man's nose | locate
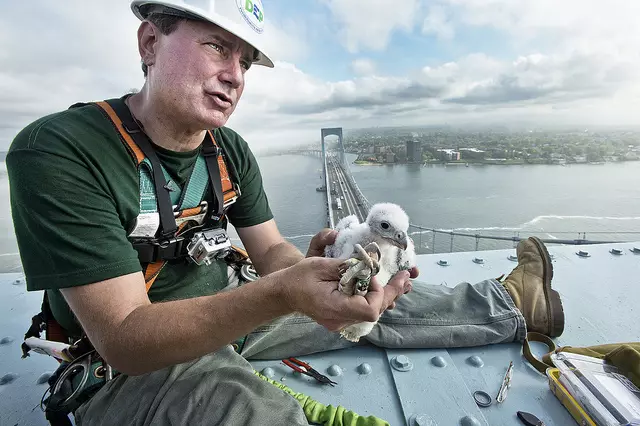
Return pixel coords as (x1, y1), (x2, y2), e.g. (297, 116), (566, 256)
(219, 57), (244, 89)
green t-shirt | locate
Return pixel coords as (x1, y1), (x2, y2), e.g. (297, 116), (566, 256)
(7, 96), (273, 337)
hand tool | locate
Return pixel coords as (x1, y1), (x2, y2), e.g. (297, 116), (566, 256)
(282, 357), (338, 386)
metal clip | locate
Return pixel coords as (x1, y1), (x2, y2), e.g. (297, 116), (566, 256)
(496, 361), (513, 403)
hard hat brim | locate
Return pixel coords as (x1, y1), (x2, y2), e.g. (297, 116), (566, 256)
(130, 0), (274, 68)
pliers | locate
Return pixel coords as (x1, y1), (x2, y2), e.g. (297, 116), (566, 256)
(282, 357), (338, 386)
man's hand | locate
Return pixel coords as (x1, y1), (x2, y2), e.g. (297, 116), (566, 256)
(305, 228), (338, 258)
(279, 257), (411, 332)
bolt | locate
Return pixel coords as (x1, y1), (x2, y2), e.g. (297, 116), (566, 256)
(460, 415), (481, 426)
(0, 336), (14, 345)
(396, 355), (410, 368)
(413, 414), (437, 426)
(261, 367), (275, 379)
(0, 373), (18, 385)
(37, 372), (53, 385)
(357, 363), (372, 375)
(327, 364), (342, 376)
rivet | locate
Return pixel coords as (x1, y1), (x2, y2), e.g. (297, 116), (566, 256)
(37, 372), (53, 384)
(411, 414), (437, 426)
(467, 355), (484, 368)
(327, 365), (342, 376)
(0, 336), (14, 345)
(431, 356), (447, 368)
(610, 248), (623, 255)
(472, 257), (484, 264)
(261, 367), (275, 379)
(0, 373), (18, 385)
(13, 279), (22, 286)
(391, 355), (413, 371)
(357, 363), (372, 375)
(459, 415), (482, 426)
(508, 255), (518, 262)
(437, 260), (449, 266)
(576, 250), (590, 258)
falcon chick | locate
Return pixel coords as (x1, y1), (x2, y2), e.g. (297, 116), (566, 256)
(324, 203), (417, 342)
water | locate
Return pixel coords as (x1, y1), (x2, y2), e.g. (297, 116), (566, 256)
(2, 155), (640, 272)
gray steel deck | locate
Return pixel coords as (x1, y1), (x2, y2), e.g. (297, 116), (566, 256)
(1, 241), (639, 425)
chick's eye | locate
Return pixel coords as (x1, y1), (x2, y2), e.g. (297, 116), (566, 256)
(381, 222), (389, 229)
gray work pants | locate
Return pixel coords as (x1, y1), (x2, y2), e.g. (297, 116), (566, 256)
(74, 278), (526, 425)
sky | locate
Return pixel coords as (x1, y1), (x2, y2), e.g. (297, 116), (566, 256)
(2, 0), (640, 151)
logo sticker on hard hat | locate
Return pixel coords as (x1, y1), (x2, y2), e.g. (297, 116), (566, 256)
(236, 0), (264, 34)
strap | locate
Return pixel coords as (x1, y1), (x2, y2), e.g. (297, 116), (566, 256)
(523, 331), (557, 374)
(111, 103), (178, 238)
(177, 155), (209, 210)
(202, 132), (224, 217)
(96, 100), (177, 237)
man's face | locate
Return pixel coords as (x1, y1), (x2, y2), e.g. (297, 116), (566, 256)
(146, 18), (255, 130)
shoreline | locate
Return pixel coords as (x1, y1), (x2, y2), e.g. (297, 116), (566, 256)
(350, 159), (638, 167)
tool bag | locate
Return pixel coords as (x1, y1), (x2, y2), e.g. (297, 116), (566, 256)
(523, 332), (640, 388)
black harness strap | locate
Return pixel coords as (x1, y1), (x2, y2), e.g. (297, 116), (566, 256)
(104, 99), (178, 238)
(202, 135), (225, 218)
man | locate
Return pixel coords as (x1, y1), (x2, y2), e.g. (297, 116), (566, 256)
(7, 1), (564, 425)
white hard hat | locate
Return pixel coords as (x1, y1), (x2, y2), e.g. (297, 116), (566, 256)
(130, 0), (274, 68)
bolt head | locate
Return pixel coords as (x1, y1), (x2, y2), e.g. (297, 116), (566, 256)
(396, 355), (410, 368)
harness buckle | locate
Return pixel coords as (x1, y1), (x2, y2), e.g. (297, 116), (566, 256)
(202, 144), (220, 157)
(132, 236), (186, 263)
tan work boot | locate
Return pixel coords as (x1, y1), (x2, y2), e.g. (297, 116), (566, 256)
(501, 237), (565, 337)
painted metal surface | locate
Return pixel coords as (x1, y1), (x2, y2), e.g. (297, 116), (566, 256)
(1, 241), (638, 425)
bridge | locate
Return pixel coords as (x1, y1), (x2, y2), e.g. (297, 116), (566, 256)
(320, 128), (371, 229)
(319, 127), (640, 254)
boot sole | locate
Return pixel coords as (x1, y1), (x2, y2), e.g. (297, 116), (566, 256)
(529, 236), (565, 337)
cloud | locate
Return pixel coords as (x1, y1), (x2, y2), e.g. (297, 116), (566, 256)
(439, 0), (640, 52)
(323, 0), (421, 52)
(351, 59), (376, 76)
(443, 51), (639, 105)
(422, 5), (455, 40)
(2, 0), (640, 152)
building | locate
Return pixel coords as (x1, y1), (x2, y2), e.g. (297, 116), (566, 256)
(406, 140), (422, 163)
(436, 149), (460, 161)
(386, 153), (396, 163)
(459, 148), (485, 160)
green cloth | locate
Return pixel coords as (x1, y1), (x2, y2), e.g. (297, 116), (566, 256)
(254, 371), (390, 426)
(7, 95), (273, 337)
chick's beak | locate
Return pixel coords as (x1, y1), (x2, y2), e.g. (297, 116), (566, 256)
(392, 232), (408, 250)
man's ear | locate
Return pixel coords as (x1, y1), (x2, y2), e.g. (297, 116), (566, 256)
(137, 21), (158, 70)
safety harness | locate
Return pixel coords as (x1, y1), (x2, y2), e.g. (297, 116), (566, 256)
(21, 97), (253, 425)
(95, 98), (243, 288)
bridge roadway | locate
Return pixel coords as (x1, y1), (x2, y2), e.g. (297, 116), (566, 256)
(325, 155), (369, 226)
